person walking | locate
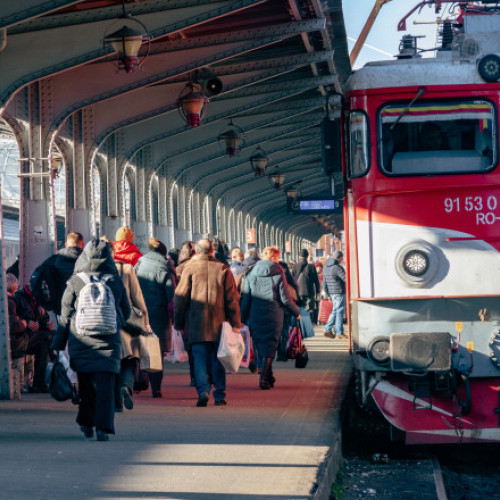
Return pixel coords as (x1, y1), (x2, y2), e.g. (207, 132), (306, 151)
(291, 249), (321, 314)
(113, 226), (143, 267)
(51, 239), (130, 441)
(322, 250), (346, 339)
(174, 239), (240, 407)
(175, 240), (197, 387)
(101, 237), (151, 412)
(241, 247), (300, 390)
(134, 238), (175, 398)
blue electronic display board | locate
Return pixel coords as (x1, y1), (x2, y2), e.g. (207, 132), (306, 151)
(291, 198), (343, 214)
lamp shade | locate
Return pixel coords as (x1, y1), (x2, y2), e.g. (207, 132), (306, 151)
(285, 186), (299, 199)
(104, 24), (148, 72)
(177, 83), (209, 127)
(249, 146), (269, 176)
(268, 168), (285, 189)
(218, 121), (245, 156)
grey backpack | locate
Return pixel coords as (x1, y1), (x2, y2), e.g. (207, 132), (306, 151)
(75, 273), (117, 335)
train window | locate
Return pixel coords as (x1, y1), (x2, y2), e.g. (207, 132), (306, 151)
(348, 111), (370, 177)
(378, 100), (497, 176)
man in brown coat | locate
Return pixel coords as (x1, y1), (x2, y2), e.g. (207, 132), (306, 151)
(174, 239), (241, 407)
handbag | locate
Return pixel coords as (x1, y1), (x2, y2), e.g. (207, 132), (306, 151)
(139, 332), (163, 372)
(217, 321), (245, 374)
(239, 325), (252, 369)
(124, 306), (145, 336)
(133, 360), (150, 392)
(49, 357), (78, 403)
(292, 322), (309, 369)
(165, 329), (189, 363)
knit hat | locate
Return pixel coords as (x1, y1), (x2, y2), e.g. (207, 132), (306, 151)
(315, 261), (323, 268)
(300, 249), (309, 258)
(115, 226), (134, 243)
(332, 250), (343, 261)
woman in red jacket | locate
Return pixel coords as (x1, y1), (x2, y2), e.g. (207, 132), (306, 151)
(113, 226), (143, 267)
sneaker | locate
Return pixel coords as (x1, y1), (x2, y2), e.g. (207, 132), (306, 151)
(121, 387), (134, 410)
(80, 426), (94, 439)
(324, 330), (336, 339)
(96, 430), (109, 442)
(214, 399), (227, 406)
(337, 334), (348, 340)
(196, 396), (209, 407)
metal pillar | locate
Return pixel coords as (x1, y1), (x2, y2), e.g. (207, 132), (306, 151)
(0, 179), (13, 399)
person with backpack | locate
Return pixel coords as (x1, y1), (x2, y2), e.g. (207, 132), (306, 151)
(30, 232), (85, 316)
(51, 239), (130, 442)
(134, 238), (176, 398)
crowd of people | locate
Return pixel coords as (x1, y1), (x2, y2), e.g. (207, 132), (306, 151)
(5, 227), (345, 441)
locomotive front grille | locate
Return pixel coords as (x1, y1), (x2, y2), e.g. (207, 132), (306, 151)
(390, 332), (451, 372)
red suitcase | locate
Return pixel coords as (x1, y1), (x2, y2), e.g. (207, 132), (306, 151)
(318, 299), (333, 324)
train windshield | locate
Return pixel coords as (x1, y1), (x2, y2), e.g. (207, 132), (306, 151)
(379, 99), (496, 176)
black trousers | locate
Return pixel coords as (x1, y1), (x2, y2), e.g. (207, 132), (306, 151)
(77, 371), (116, 434)
(25, 330), (51, 390)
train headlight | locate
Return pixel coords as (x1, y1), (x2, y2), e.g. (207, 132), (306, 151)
(395, 241), (440, 287)
(402, 249), (429, 276)
(367, 336), (390, 364)
(478, 54), (500, 83)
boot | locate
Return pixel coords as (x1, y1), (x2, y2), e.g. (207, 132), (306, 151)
(267, 366), (276, 388)
(259, 357), (273, 390)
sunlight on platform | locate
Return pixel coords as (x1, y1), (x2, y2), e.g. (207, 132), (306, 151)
(304, 334), (350, 352)
(99, 444), (329, 499)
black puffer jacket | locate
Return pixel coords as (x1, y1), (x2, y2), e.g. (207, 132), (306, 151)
(291, 258), (320, 299)
(241, 260), (299, 356)
(53, 246), (83, 314)
(51, 240), (130, 374)
(322, 258), (345, 295)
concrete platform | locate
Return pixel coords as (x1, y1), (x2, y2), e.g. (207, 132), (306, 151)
(0, 329), (352, 500)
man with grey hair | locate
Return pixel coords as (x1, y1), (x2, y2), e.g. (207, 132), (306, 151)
(174, 238), (241, 407)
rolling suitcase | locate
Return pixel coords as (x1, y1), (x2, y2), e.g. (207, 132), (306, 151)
(318, 299), (333, 324)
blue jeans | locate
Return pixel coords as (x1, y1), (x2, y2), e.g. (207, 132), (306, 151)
(191, 342), (226, 401)
(325, 294), (345, 335)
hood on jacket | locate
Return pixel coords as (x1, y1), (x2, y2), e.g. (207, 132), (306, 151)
(324, 258), (337, 268)
(74, 239), (118, 274)
(251, 259), (283, 277)
(55, 246), (82, 264)
(137, 250), (170, 270)
(242, 255), (260, 268)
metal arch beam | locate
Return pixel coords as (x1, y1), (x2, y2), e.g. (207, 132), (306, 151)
(0, 1), (84, 29)
(242, 175), (324, 216)
(0, 0), (267, 113)
(230, 159), (322, 211)
(91, 50), (331, 150)
(207, 151), (320, 199)
(190, 133), (319, 192)
(100, 62), (335, 172)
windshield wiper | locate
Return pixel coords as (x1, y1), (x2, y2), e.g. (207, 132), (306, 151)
(390, 86), (427, 130)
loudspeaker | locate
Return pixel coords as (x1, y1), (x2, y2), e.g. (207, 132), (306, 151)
(202, 77), (223, 96)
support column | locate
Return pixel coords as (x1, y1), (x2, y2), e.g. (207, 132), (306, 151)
(67, 110), (91, 241)
(0, 184), (13, 399)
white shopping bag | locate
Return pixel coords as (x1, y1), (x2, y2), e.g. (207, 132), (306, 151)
(217, 322), (245, 374)
(166, 329), (189, 364)
(239, 324), (252, 369)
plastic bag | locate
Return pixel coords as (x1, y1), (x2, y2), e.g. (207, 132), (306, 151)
(239, 325), (252, 369)
(217, 322), (244, 374)
(49, 355), (78, 403)
(165, 329), (189, 363)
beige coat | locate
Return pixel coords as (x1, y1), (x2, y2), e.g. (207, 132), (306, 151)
(174, 254), (241, 345)
(115, 260), (149, 359)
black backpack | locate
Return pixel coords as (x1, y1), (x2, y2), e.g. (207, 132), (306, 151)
(30, 254), (60, 312)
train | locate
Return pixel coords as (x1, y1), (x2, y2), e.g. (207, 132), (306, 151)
(326, 0), (500, 444)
